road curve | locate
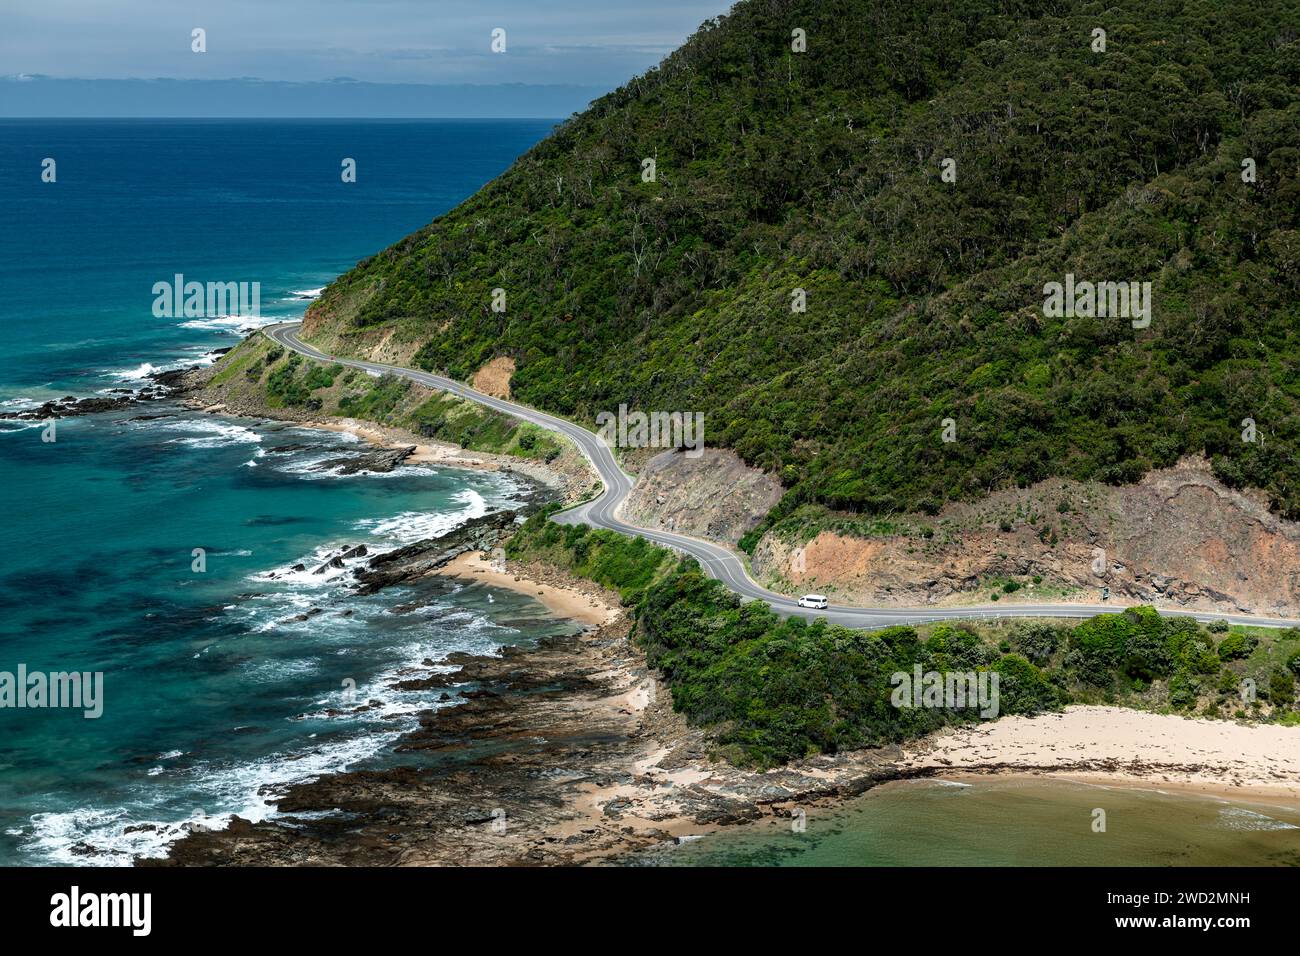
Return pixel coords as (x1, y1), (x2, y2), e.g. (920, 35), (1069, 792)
(264, 321), (1300, 631)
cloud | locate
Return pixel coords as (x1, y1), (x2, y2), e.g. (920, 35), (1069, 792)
(0, 0), (728, 87)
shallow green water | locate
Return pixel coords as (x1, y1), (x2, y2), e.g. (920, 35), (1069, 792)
(644, 777), (1300, 867)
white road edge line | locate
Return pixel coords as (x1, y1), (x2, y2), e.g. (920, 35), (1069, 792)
(263, 322), (1300, 632)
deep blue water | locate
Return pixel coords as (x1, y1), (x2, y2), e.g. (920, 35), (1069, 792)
(0, 120), (561, 865)
(0, 118), (553, 400)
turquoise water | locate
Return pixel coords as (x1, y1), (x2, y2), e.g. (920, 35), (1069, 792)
(5, 120), (1296, 870)
(0, 120), (563, 865)
(643, 777), (1300, 867)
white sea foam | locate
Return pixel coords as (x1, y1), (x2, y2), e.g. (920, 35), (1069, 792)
(249, 543), (360, 591)
(355, 489), (488, 543)
(275, 450), (440, 481)
(1217, 806), (1300, 832)
(178, 313), (278, 333)
(109, 362), (166, 382)
(22, 726), (403, 866)
(290, 288), (324, 299)
(240, 656), (321, 684)
(17, 453), (529, 866)
(185, 348), (224, 367)
(0, 389), (64, 410)
(102, 349), (221, 386)
(156, 418), (263, 449)
(21, 606), (505, 866)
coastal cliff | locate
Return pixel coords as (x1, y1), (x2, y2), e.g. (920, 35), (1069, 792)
(182, 333), (598, 504)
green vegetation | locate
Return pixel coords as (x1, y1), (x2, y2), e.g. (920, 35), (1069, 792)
(336, 373), (409, 419)
(506, 514), (677, 605)
(307, 0), (1300, 531)
(744, 502), (931, 554)
(1216, 631), (1257, 660)
(509, 514), (1300, 768)
(265, 354), (344, 408)
(209, 341), (271, 387)
(509, 510), (1060, 766)
(213, 335), (565, 463)
(407, 393), (564, 463)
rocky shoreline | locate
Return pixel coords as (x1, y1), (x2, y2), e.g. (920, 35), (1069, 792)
(177, 348), (594, 505)
(144, 554), (915, 867)
(145, 578), (1300, 866)
(143, 535), (1300, 866)
(0, 365), (202, 422)
(20, 352), (1300, 866)
(156, 541), (1300, 867)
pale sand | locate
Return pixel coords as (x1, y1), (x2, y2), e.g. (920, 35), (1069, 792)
(902, 705), (1300, 803)
(299, 418), (496, 469)
(439, 551), (619, 628)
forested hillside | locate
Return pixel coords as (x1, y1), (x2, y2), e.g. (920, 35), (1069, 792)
(508, 508), (1300, 767)
(305, 0), (1300, 524)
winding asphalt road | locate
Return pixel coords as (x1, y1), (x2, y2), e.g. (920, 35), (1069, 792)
(265, 321), (1300, 631)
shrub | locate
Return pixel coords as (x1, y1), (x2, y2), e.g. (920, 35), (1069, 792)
(1124, 627), (1173, 682)
(1269, 670), (1297, 708)
(1009, 621), (1062, 666)
(993, 655), (1062, 714)
(1216, 632), (1257, 661)
(1067, 614), (1134, 685)
(1168, 672), (1200, 709)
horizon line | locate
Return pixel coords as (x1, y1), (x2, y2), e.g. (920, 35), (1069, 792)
(0, 115), (567, 121)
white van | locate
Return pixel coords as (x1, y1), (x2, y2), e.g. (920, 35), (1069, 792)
(797, 594), (828, 609)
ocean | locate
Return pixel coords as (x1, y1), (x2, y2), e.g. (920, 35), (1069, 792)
(0, 119), (566, 864)
(649, 777), (1300, 867)
(2, 119), (1297, 869)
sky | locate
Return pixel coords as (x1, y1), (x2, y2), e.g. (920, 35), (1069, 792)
(2, 1), (730, 87)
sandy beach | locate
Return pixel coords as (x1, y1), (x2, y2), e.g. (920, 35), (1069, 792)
(155, 547), (1300, 866)
(171, 395), (1300, 858)
(901, 705), (1300, 804)
(246, 411), (1300, 811)
(296, 417), (500, 469)
(438, 550), (619, 628)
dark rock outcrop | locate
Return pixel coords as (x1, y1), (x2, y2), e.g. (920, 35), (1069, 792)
(315, 445), (416, 475)
(0, 364), (206, 421)
(353, 511), (516, 595)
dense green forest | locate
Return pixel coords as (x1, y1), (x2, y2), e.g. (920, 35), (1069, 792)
(509, 511), (1300, 767)
(308, 0), (1300, 524)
